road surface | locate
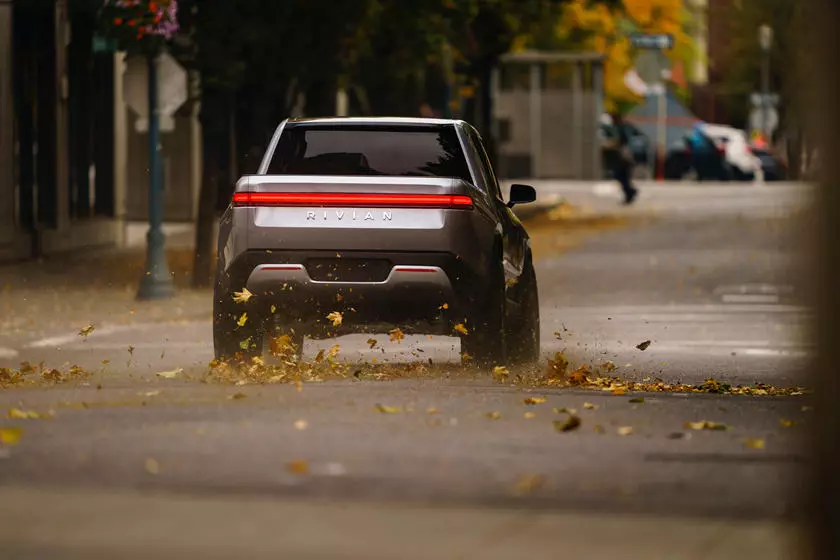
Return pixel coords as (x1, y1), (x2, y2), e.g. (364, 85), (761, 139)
(0, 181), (813, 558)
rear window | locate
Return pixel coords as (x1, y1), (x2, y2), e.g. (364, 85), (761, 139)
(265, 125), (471, 182)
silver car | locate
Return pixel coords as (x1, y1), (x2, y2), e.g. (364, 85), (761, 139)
(214, 117), (539, 366)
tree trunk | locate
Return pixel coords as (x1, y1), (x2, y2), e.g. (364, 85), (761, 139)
(192, 88), (223, 288)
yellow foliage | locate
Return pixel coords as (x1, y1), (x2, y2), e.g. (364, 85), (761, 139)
(556, 0), (694, 111)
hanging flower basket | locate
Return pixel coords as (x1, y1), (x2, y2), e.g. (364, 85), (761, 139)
(99, 0), (179, 55)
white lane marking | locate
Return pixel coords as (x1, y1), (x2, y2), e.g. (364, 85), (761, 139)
(24, 322), (206, 349)
(740, 348), (810, 358)
(714, 283), (794, 296)
(64, 342), (210, 351)
(0, 347), (19, 359)
(721, 294), (780, 304)
(554, 304), (807, 315)
(593, 182), (619, 197)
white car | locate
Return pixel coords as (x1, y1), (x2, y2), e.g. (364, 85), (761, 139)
(699, 124), (763, 181)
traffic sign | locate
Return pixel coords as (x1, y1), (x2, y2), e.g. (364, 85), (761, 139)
(749, 107), (779, 136)
(750, 92), (780, 107)
(124, 52), (188, 133)
(630, 33), (674, 50)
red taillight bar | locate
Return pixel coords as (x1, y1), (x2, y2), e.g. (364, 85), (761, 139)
(232, 192), (473, 209)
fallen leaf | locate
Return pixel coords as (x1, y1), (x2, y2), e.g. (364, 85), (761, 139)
(229, 392), (248, 400)
(327, 311), (343, 327)
(744, 438), (765, 449)
(439, 303), (449, 310)
(600, 360), (617, 372)
(237, 312), (248, 327)
(0, 427), (22, 445)
(553, 331), (563, 339)
(801, 406), (814, 412)
(545, 352), (569, 380)
(779, 419), (795, 428)
(426, 407), (439, 414)
(554, 407), (578, 415)
(554, 414), (582, 432)
(617, 426), (634, 436)
(367, 338), (378, 349)
(155, 367), (183, 379)
(523, 396), (547, 405)
(493, 366), (510, 381)
(611, 388), (626, 396)
(79, 324), (95, 337)
(101, 359), (110, 365)
(685, 420), (729, 431)
(567, 364), (591, 385)
(388, 328), (405, 344)
(293, 419), (308, 430)
(144, 458), (160, 475)
(232, 288), (254, 304)
(314, 349), (325, 363)
(375, 404), (401, 414)
(629, 397), (645, 403)
(327, 344), (341, 362)
(636, 340), (652, 351)
(453, 323), (469, 335)
(138, 390), (161, 397)
(486, 411), (501, 420)
(513, 474), (545, 495)
(270, 305), (277, 314)
(287, 460), (309, 474)
(128, 345), (134, 355)
(593, 424), (606, 434)
(523, 411), (536, 419)
(668, 432), (689, 440)
(583, 402), (598, 410)
(8, 408), (50, 420)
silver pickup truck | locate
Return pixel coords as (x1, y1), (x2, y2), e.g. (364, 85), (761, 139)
(214, 117), (539, 366)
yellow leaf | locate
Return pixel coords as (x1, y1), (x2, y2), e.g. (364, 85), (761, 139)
(523, 411), (536, 419)
(144, 458), (160, 475)
(270, 305), (277, 314)
(486, 411), (501, 420)
(155, 367), (183, 379)
(554, 407), (578, 415)
(229, 392), (247, 400)
(101, 359), (110, 365)
(388, 328), (405, 344)
(779, 419), (795, 428)
(583, 402), (598, 410)
(367, 338), (378, 349)
(600, 360), (617, 372)
(236, 312), (248, 327)
(685, 420), (729, 431)
(453, 323), (469, 335)
(79, 324), (95, 337)
(327, 311), (343, 327)
(629, 397), (645, 403)
(293, 419), (308, 430)
(593, 424), (606, 434)
(553, 415), (582, 432)
(439, 303), (449, 310)
(327, 344), (341, 361)
(0, 425), (23, 445)
(375, 404), (401, 414)
(524, 396), (547, 405)
(314, 349), (325, 363)
(426, 407), (439, 414)
(611, 389), (626, 396)
(287, 459), (309, 474)
(232, 288), (254, 304)
(617, 426), (634, 436)
(744, 438), (765, 449)
(8, 408), (49, 420)
(493, 366), (510, 381)
(513, 474), (545, 495)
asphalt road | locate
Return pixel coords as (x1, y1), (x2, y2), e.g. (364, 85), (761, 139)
(0, 181), (814, 558)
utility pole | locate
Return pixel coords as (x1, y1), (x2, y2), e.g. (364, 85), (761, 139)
(759, 25), (773, 142)
(137, 52), (174, 300)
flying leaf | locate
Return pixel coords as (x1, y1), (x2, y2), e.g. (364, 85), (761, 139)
(779, 419), (795, 428)
(617, 426), (634, 436)
(237, 312), (248, 327)
(128, 345), (135, 355)
(493, 366), (510, 381)
(229, 392), (248, 400)
(101, 359), (110, 365)
(232, 288), (254, 304)
(600, 360), (617, 372)
(553, 414), (582, 432)
(388, 328), (405, 344)
(287, 459), (309, 474)
(239, 337), (252, 350)
(375, 404), (401, 414)
(327, 344), (341, 361)
(427, 407), (439, 414)
(79, 324), (95, 337)
(523, 396), (547, 405)
(314, 349), (325, 363)
(636, 340), (652, 351)
(327, 311), (343, 327)
(583, 402), (598, 410)
(0, 427), (23, 445)
(523, 411), (536, 419)
(439, 303), (449, 310)
(144, 458), (160, 475)
(367, 338), (378, 349)
(486, 411), (501, 420)
(155, 367), (183, 379)
(545, 352), (570, 379)
(744, 438), (765, 449)
(453, 323), (469, 335)
(270, 305), (277, 314)
(629, 397), (645, 403)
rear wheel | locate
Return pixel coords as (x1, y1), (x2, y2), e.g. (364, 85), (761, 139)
(507, 262), (540, 365)
(460, 268), (507, 367)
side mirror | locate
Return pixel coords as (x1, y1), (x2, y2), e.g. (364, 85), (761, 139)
(507, 184), (536, 208)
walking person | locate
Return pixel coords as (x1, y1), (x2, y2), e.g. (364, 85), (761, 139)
(608, 113), (639, 205)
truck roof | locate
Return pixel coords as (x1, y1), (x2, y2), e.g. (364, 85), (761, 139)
(285, 116), (466, 127)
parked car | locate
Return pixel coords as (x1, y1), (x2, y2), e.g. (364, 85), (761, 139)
(663, 132), (729, 181)
(751, 146), (788, 181)
(214, 117), (540, 366)
(699, 124), (763, 181)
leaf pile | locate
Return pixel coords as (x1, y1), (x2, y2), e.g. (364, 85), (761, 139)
(525, 352), (807, 396)
(1, 362), (91, 388)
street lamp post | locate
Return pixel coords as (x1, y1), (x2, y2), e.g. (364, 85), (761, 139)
(759, 25), (773, 142)
(136, 52), (175, 300)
